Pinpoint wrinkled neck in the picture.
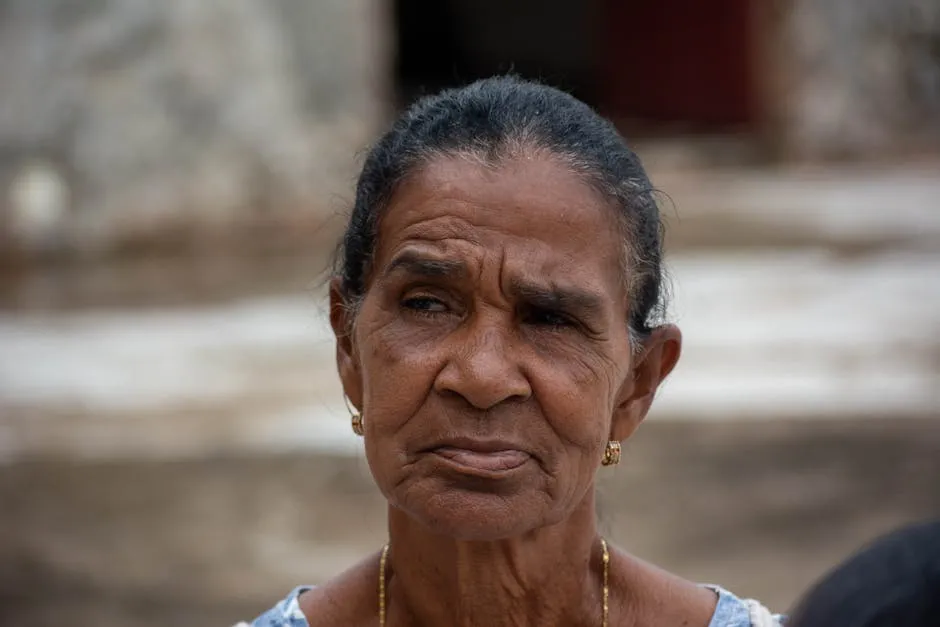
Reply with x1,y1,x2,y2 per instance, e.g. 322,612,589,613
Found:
383,491,606,627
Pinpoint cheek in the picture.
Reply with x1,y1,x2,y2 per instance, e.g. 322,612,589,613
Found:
355,304,445,430
527,349,623,456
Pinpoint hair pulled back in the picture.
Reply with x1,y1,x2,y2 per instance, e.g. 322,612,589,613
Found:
335,76,668,337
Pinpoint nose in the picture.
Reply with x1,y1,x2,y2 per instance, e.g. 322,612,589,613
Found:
433,321,532,410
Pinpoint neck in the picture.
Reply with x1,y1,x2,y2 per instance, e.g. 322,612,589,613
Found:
384,492,605,627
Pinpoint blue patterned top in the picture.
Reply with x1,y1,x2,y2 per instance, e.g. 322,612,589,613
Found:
240,584,784,626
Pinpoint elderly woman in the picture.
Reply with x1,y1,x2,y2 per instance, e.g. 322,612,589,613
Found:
244,77,783,626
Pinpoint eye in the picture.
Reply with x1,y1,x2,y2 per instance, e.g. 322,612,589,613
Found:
401,295,448,314
525,307,576,329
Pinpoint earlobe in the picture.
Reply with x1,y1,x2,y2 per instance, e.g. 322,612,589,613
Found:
329,278,364,410
609,324,682,442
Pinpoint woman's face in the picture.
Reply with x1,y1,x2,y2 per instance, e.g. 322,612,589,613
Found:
332,154,677,540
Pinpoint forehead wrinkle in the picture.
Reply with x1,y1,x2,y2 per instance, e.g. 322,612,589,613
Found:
403,156,608,229
383,249,470,281
392,212,486,247
376,155,628,311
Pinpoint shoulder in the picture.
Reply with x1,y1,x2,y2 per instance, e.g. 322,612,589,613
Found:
237,586,312,627
240,553,381,627
706,586,786,627
611,551,718,626
611,549,784,627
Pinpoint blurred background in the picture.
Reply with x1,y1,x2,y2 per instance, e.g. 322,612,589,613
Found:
1,0,939,625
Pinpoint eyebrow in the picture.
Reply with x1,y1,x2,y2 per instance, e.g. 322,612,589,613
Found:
509,278,606,321
384,251,469,280
383,250,608,321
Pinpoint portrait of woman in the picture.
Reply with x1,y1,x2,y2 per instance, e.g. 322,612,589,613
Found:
241,76,784,627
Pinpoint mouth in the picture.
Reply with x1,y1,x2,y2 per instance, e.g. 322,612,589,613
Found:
431,446,531,472
428,440,532,474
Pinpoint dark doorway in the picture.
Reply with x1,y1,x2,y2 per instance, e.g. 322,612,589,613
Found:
393,0,599,109
600,0,757,131
392,0,758,133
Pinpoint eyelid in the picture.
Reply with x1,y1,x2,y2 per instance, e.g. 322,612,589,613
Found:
401,283,452,300
523,304,579,327
399,285,461,315
527,304,606,338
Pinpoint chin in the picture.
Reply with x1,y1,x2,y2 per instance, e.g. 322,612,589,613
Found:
399,488,544,541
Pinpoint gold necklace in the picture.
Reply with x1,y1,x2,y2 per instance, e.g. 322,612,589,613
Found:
378,538,610,626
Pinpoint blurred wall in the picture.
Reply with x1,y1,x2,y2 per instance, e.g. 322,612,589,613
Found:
0,0,390,259
2,0,939,261
774,0,940,159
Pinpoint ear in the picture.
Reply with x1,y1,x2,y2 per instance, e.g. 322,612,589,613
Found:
329,277,363,411
610,324,682,442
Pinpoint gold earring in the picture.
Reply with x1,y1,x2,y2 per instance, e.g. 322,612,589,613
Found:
351,413,364,436
344,396,364,437
602,440,621,466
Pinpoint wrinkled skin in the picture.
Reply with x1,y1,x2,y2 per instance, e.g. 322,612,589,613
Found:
320,153,706,626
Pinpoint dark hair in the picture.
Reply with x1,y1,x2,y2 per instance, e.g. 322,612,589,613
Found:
335,76,667,339
789,520,940,627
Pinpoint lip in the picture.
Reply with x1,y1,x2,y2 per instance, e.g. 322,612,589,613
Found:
424,438,533,474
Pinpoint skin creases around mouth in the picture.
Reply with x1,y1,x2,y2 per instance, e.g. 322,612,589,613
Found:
432,446,531,472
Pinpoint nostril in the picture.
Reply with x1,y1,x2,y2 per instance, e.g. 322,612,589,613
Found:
434,352,531,411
